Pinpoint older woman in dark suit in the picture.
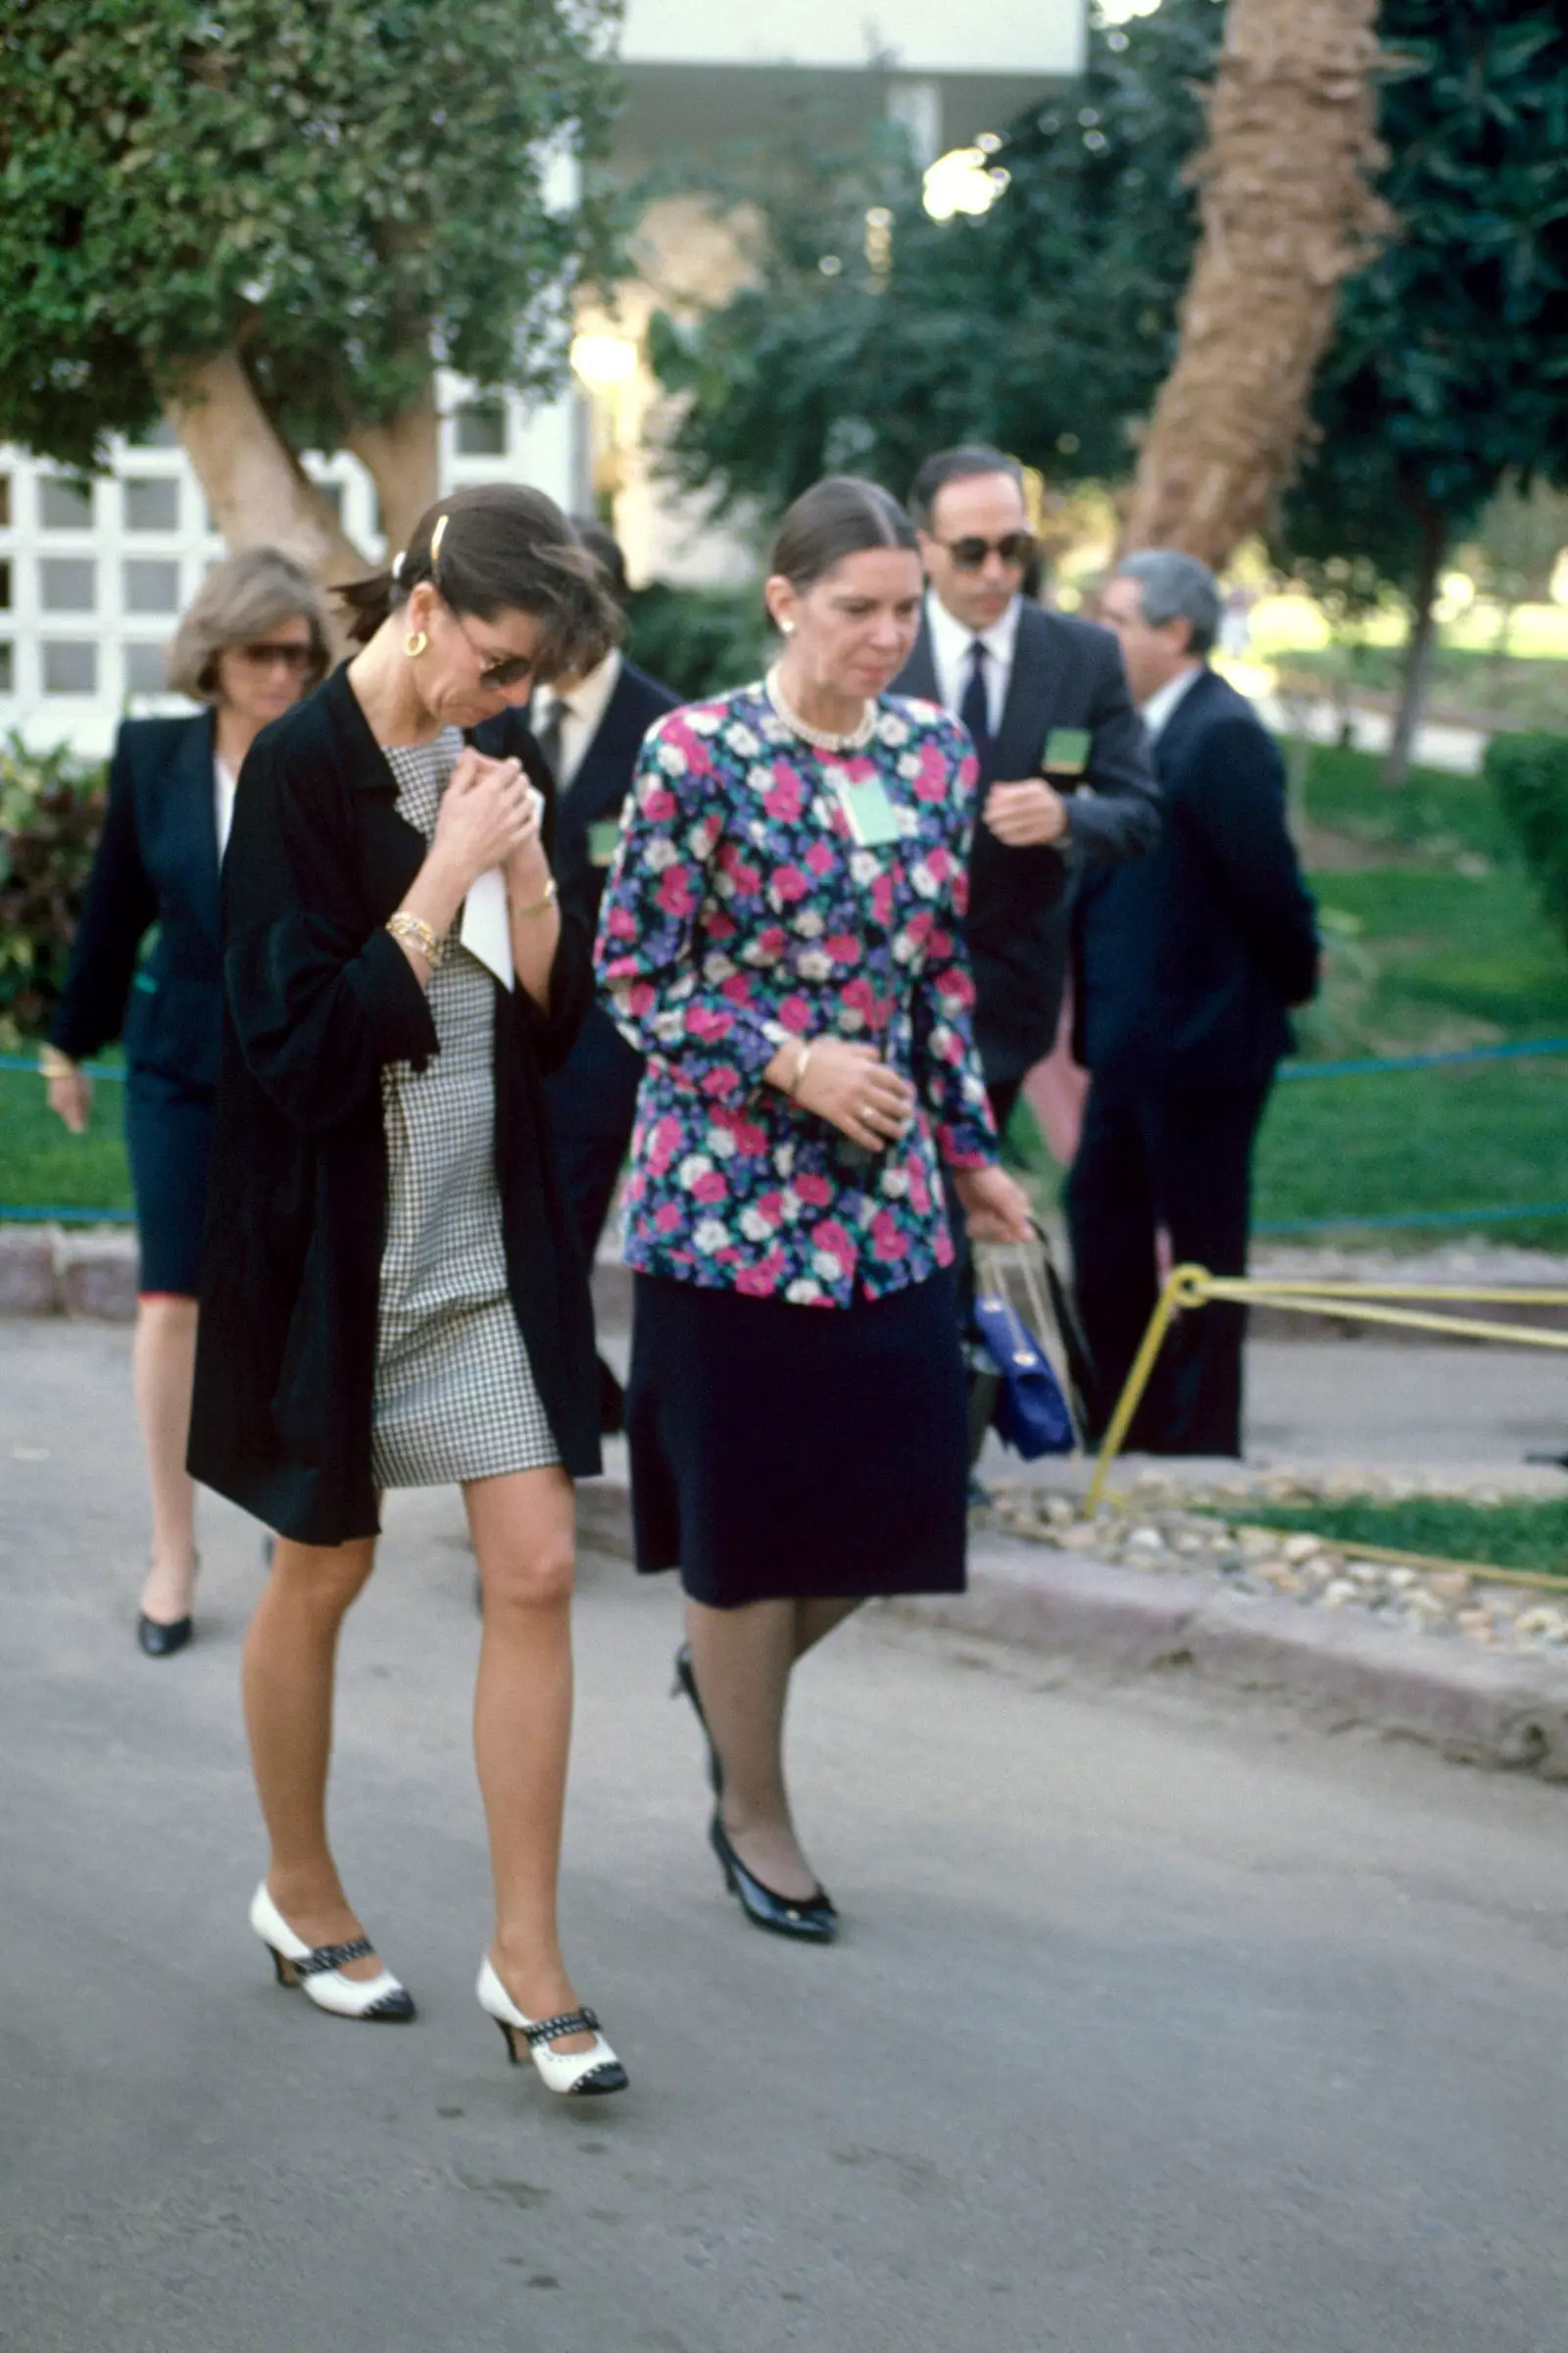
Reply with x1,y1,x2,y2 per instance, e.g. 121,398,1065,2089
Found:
44,550,330,1656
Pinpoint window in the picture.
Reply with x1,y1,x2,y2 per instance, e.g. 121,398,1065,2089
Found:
123,559,180,614
312,479,344,522
39,476,94,529
0,560,10,610
122,476,180,533
456,400,508,457
0,476,10,529
0,644,13,695
123,642,169,695
41,559,96,613
43,641,97,694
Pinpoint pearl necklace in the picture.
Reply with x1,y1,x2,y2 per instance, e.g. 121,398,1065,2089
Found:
764,663,878,755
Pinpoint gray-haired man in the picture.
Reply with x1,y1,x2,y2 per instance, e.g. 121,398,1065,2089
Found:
1068,552,1320,1456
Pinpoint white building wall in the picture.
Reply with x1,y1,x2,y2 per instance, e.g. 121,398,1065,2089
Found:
0,376,582,760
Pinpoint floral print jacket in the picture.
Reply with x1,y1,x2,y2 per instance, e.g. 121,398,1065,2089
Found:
594,683,998,1306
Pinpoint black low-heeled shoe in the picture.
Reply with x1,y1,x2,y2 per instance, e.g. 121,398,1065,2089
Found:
710,1814,837,1943
672,1642,723,1797
137,1612,193,1659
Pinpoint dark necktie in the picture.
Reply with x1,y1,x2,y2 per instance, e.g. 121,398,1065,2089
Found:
534,698,568,788
959,639,992,770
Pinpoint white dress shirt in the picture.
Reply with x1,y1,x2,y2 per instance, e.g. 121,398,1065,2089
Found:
215,755,239,860
923,589,1021,739
530,647,623,789
1140,663,1203,744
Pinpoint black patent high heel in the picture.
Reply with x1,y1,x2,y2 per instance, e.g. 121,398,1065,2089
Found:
710,1814,837,1943
671,1642,724,1797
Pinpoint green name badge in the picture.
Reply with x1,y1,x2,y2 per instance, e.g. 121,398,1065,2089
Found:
836,777,902,849
1043,726,1092,777
587,818,622,867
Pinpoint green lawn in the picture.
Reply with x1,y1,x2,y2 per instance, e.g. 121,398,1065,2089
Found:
1227,1495,1568,1581
0,1057,133,1219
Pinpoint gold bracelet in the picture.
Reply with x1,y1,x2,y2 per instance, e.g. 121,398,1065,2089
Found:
386,911,441,965
38,1043,78,1081
787,1039,815,1100
509,878,559,919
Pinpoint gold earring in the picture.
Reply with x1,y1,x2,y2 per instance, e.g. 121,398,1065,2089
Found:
404,630,428,659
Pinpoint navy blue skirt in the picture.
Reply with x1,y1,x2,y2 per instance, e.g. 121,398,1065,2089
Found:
625,1272,969,1607
123,1067,216,1297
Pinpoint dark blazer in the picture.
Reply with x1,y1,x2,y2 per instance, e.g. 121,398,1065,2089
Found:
547,659,681,940
894,602,1159,1087
187,666,600,1546
49,711,224,1086
1072,666,1319,1091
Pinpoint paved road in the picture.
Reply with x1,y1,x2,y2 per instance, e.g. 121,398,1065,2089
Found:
4,1320,1567,2353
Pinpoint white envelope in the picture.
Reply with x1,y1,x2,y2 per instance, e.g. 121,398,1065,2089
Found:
461,866,514,992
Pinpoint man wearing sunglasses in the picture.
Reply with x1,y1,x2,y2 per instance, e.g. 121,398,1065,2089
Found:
895,445,1159,1139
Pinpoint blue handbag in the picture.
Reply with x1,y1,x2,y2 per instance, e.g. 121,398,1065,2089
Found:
972,1288,1076,1459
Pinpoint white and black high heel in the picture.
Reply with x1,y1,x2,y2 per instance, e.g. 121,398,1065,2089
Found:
476,1958,628,2096
249,1882,416,2022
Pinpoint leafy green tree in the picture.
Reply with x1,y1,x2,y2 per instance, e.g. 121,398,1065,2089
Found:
646,0,1227,521
1276,0,1568,781
0,1,618,567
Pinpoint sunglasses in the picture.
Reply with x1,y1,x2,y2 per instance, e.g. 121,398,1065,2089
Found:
935,531,1037,571
454,612,535,691
234,641,317,672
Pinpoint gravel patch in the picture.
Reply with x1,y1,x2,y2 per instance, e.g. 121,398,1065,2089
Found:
980,1465,1568,1662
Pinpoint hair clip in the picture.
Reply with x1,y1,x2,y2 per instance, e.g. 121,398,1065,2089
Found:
390,549,406,582
430,513,450,564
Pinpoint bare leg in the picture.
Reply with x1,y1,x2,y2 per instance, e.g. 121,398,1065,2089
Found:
685,1595,822,1902
466,1466,594,2053
133,1295,200,1624
241,1533,385,1981
794,1596,863,1661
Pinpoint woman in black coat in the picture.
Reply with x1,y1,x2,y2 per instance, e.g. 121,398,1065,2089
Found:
44,550,330,1656
188,486,628,2095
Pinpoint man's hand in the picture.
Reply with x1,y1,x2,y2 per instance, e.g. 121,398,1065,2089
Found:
983,778,1070,849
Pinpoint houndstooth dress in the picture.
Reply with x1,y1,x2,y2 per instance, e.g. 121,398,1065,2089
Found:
370,729,560,1487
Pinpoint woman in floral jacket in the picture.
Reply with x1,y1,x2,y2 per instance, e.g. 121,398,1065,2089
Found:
596,477,1030,1941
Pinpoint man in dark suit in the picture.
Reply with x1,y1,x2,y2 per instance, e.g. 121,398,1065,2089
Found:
1069,551,1320,1456
534,522,680,1426
893,446,1160,1134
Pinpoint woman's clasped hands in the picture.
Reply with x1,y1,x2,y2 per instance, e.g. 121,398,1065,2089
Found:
431,750,544,897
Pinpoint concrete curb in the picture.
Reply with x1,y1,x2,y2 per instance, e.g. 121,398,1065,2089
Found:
893,1536,1568,1782
0,1226,137,1320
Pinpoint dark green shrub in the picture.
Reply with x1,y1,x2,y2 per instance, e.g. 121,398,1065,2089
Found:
622,579,771,705
1488,731,1568,958
0,732,108,1045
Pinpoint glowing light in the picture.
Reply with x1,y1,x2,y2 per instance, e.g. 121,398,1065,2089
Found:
569,333,638,391
922,148,1010,222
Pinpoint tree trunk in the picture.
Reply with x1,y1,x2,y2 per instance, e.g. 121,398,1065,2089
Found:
1382,507,1447,789
346,380,440,558
1119,0,1389,567
165,347,366,584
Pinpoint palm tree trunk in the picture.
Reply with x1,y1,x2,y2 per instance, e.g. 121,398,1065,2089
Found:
1119,0,1389,567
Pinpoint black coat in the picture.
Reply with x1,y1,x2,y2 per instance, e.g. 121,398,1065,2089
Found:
187,666,600,1545
894,602,1159,1087
1072,667,1319,1091
546,660,681,941
49,711,224,1086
